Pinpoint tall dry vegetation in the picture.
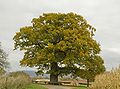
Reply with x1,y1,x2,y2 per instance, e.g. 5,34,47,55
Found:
0,71,31,89
89,67,120,89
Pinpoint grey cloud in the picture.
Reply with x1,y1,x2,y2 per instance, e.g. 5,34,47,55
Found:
101,48,120,70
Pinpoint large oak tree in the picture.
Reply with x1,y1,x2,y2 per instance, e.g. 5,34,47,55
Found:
13,13,105,83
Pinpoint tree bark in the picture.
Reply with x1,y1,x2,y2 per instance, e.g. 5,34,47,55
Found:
50,74,58,83
50,62,59,84
87,79,90,87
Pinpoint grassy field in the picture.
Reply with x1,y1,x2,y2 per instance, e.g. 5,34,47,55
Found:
25,84,47,89
74,85,87,89
74,87,87,89
24,84,87,89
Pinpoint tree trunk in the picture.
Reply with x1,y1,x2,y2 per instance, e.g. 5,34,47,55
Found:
50,62,59,84
87,79,90,87
50,74,58,83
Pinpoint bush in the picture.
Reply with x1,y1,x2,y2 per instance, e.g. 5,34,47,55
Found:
0,71,31,89
89,67,120,89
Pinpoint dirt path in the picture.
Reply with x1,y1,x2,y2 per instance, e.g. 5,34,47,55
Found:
44,85,75,89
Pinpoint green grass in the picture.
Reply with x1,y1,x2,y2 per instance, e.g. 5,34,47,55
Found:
24,84,47,89
74,85,87,89
74,87,87,89
24,84,87,89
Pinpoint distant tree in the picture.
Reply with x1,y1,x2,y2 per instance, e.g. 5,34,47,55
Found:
0,42,8,74
75,55,105,87
0,67,6,75
13,13,105,83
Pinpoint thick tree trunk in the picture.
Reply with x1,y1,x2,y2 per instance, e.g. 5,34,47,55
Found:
87,79,90,87
50,74,58,83
50,62,59,84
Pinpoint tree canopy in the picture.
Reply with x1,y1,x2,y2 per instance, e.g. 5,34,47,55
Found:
13,12,105,83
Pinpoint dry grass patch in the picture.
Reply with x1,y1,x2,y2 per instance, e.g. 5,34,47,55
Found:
89,67,120,89
0,71,31,89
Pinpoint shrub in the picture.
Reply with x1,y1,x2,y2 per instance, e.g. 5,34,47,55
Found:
0,71,31,89
89,67,120,89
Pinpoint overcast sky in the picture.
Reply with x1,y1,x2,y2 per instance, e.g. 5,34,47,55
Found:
0,0,120,71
